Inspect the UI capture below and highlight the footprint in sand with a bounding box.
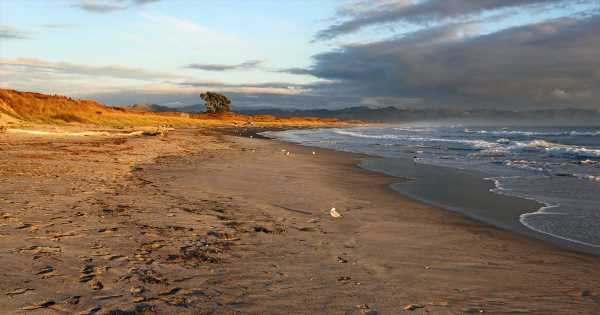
[5,288,35,296]
[15,223,32,229]
[75,305,102,315]
[35,265,62,279]
[20,300,55,311]
[19,245,62,255]
[64,295,81,305]
[35,265,54,275]
[79,263,97,283]
[89,280,104,291]
[79,274,95,283]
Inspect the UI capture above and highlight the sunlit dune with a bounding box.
[0,88,352,129]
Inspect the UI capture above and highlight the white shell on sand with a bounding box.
[330,208,341,218]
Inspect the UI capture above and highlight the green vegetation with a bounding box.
[200,92,231,114]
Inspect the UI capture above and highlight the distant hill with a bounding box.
[129,103,176,113]
[235,106,600,124]
[128,103,207,113]
[133,102,600,124]
[178,104,206,113]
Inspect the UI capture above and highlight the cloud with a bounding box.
[0,25,31,40]
[0,58,177,81]
[42,23,77,29]
[73,0,160,13]
[0,58,309,106]
[177,80,304,95]
[315,0,583,40]
[276,67,315,76]
[304,15,600,108]
[73,0,127,13]
[184,60,263,72]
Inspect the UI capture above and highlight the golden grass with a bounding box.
[0,89,352,128]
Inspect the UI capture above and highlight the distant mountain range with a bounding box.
[130,103,600,124]
[129,103,177,113]
[240,107,600,124]
[129,103,205,113]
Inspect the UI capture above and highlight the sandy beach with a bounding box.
[1,127,599,314]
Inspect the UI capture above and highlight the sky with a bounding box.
[1,0,599,110]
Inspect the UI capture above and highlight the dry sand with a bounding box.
[0,127,599,314]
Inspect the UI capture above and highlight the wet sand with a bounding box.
[1,127,599,314]
[359,157,600,256]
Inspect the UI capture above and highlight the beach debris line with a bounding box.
[330,207,342,218]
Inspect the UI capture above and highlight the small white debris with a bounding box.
[312,151,316,155]
[330,208,341,218]
[286,151,290,156]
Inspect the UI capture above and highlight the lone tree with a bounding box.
[200,92,231,113]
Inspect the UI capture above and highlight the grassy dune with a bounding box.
[0,89,349,128]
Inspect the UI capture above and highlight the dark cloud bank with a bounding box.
[296,15,600,110]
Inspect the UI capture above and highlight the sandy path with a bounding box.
[0,128,599,314]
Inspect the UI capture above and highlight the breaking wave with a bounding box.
[510,140,600,159]
[464,129,600,137]
[336,130,600,159]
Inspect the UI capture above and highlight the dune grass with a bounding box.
[0,89,350,129]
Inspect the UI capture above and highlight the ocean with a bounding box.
[262,125,600,252]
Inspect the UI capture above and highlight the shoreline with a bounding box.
[1,127,600,313]
[260,129,600,257]
[361,157,600,257]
